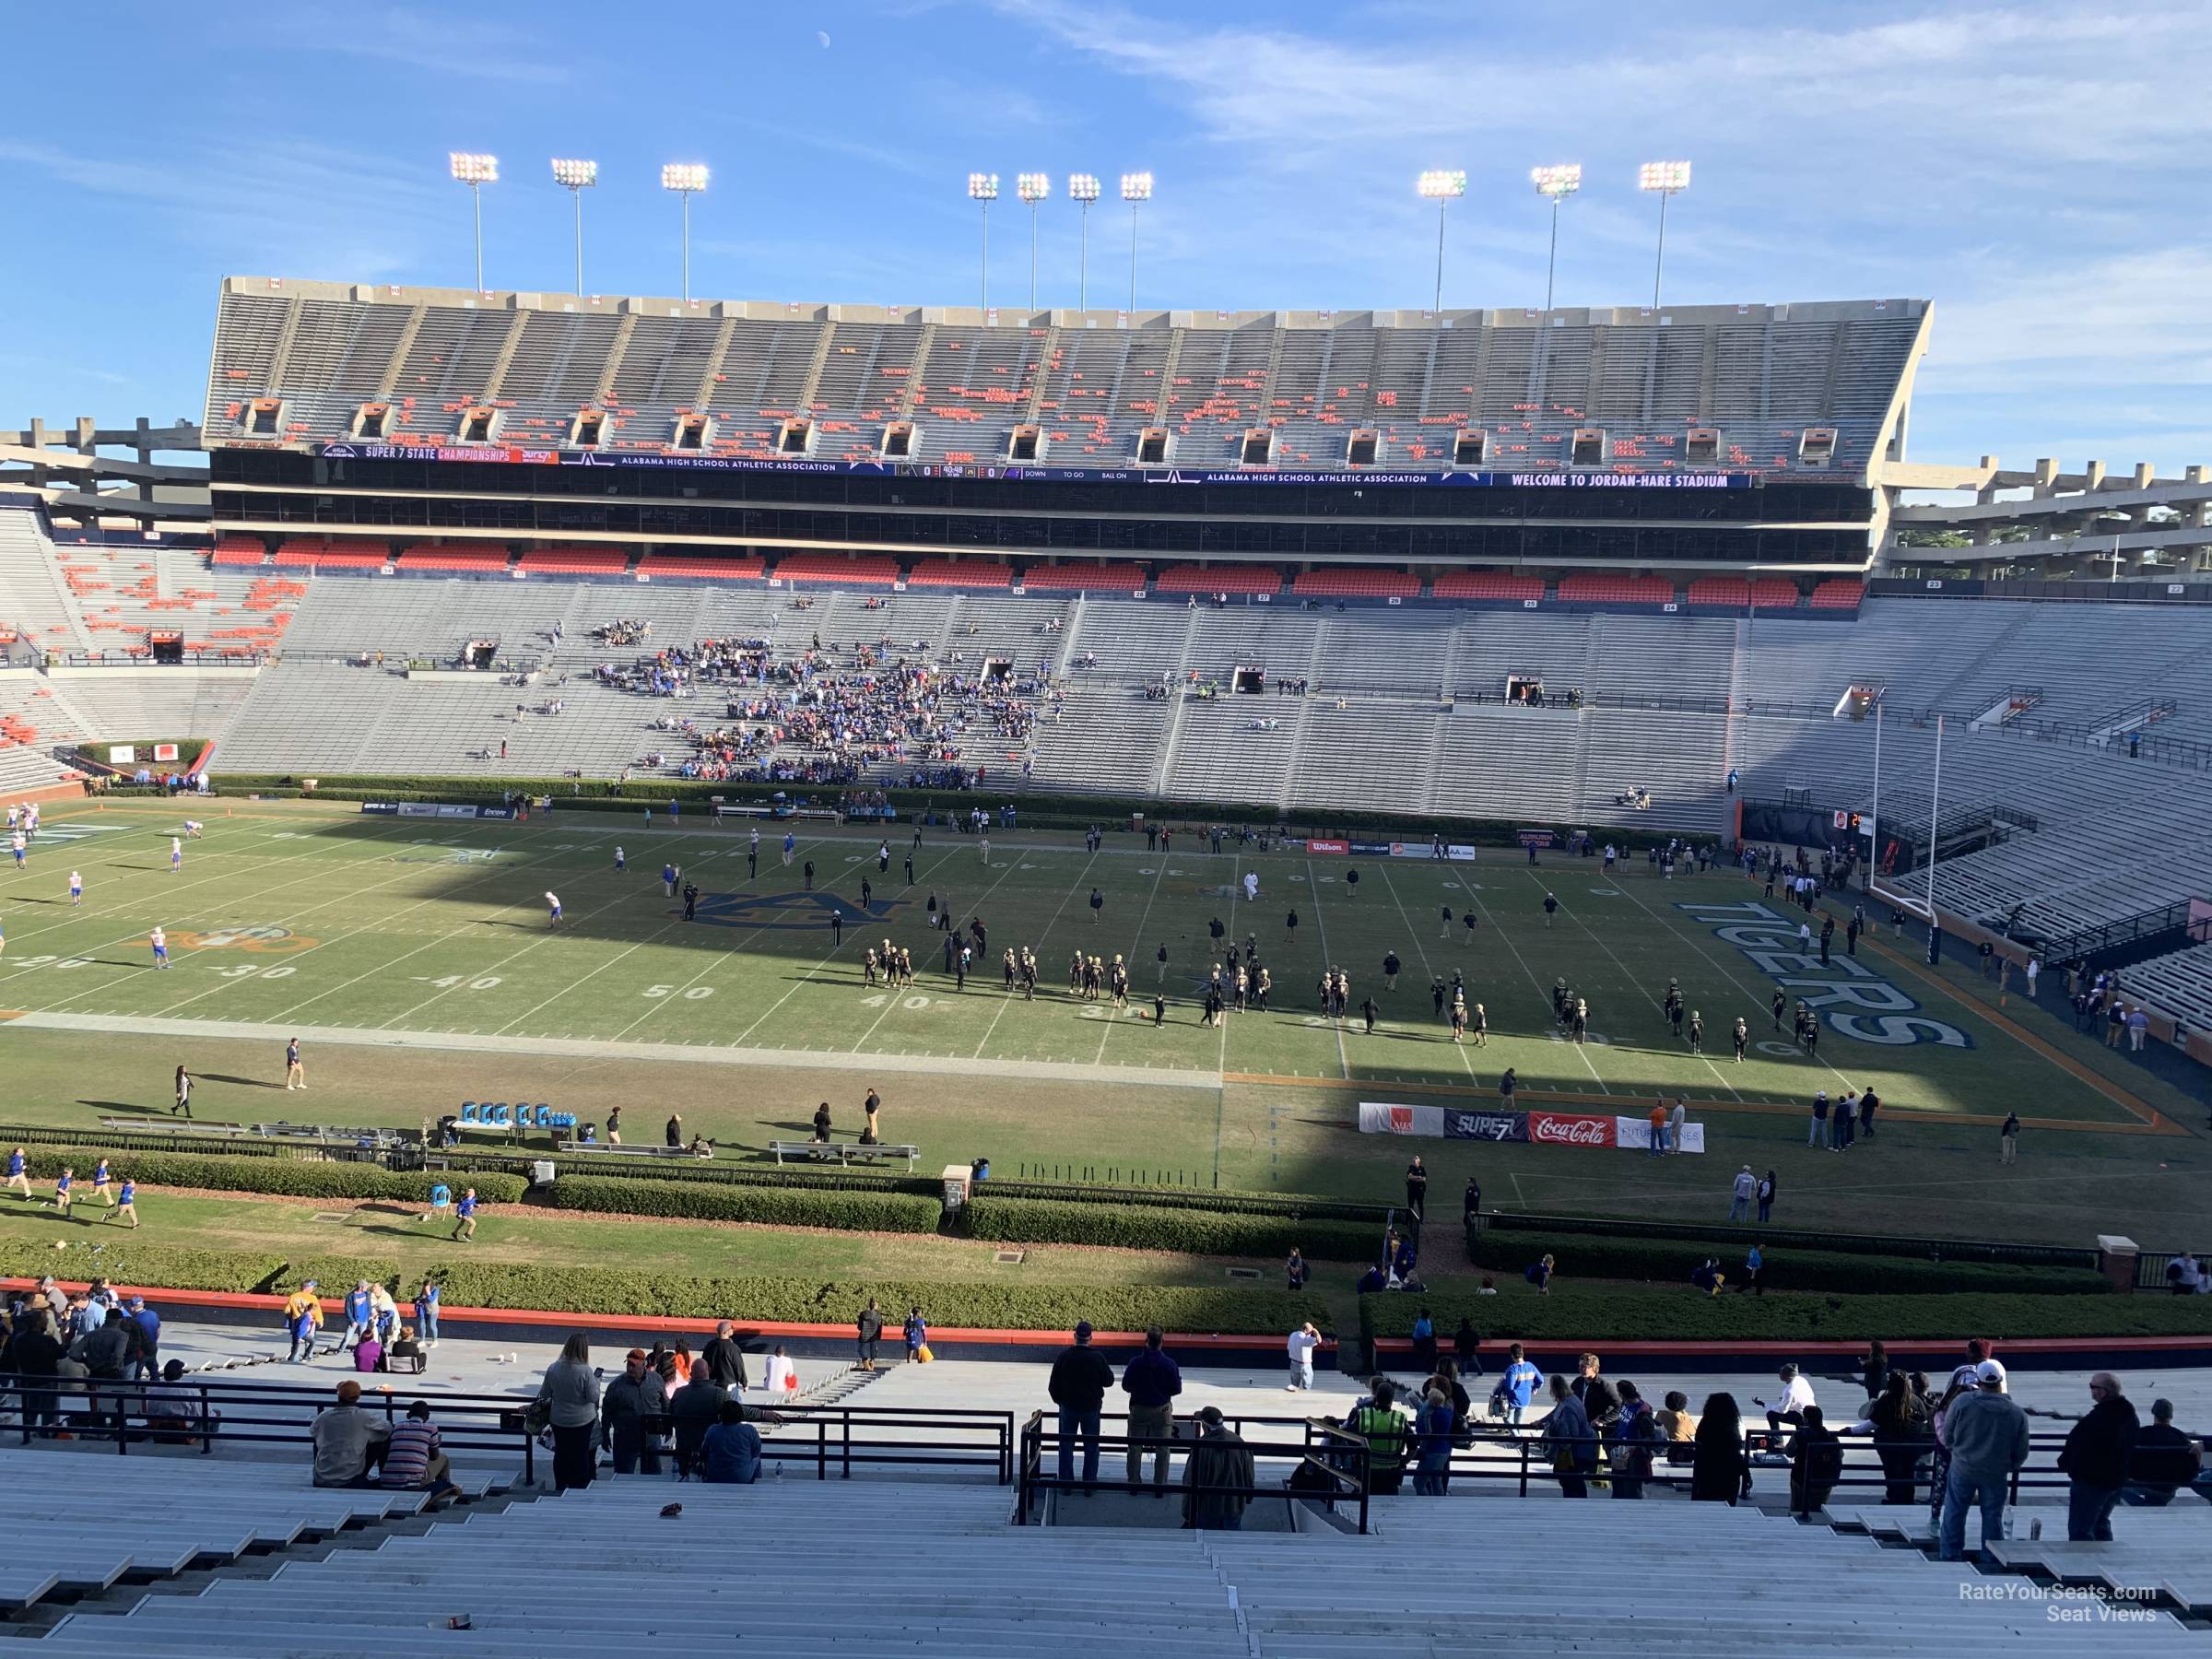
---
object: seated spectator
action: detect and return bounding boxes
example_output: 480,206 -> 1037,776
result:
669,1366 -> 732,1477
1788,1406 -> 1845,1512
387,1325 -> 424,1372
1182,1406 -> 1256,1529
353,1331 -> 385,1373
763,1346 -> 798,1395
144,1359 -> 206,1445
700,1399 -> 763,1485
1655,1390 -> 1699,1464
381,1401 -> 459,1502
2125,1399 -> 2204,1505
310,1380 -> 390,1488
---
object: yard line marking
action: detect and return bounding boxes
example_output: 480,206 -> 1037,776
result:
1456,864 -> 1610,1095
1302,859 -> 1349,1081
1215,852 -> 1241,1076
1376,864 -> 1479,1083
968,848 -> 1099,1060
1594,870 -> 1861,1094
1094,852 -> 1172,1064
1516,868 -> 1745,1103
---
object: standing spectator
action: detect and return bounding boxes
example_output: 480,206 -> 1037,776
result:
125,1296 -> 159,1382
1537,1375 -> 1598,1499
903,1305 -> 929,1363
1285,1321 -> 1321,1393
283,1281 -> 324,1364
1047,1321 -> 1114,1488
1727,1165 -> 1755,1222
1860,1371 -> 1932,1506
1738,1241 -> 1767,1297
535,1334 -> 604,1493
1120,1325 -> 1182,1493
1409,1309 -> 1437,1374
600,1348 -> 668,1476
1284,1247 -> 1310,1293
2124,1399 -> 2204,1506
1404,1156 -> 1429,1220
2000,1111 -> 2019,1165
2058,1372 -> 2139,1542
1495,1342 -> 1542,1427
669,1364 -> 732,1477
1181,1406 -> 1254,1530
1463,1175 -> 1481,1222
309,1380 -> 389,1488
412,1278 -> 441,1348
1691,1394 -> 1751,1504
1610,1381 -> 1660,1500
1452,1315 -> 1481,1377
1346,1377 -> 1411,1494
1756,1170 -> 1777,1224
698,1319 -> 748,1394
856,1298 -> 884,1371
1412,1386 -> 1456,1495
1937,1360 -> 2030,1561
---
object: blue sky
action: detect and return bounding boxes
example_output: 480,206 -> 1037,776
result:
4,1 -> 2206,473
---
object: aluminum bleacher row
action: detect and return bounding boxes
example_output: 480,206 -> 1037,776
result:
206,278 -> 1926,483
27,1473 -> 2204,1656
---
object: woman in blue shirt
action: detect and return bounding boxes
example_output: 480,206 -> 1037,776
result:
700,1400 -> 762,1484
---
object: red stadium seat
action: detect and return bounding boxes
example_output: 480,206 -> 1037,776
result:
906,560 -> 1014,589
1809,579 -> 1865,611
772,553 -> 900,586
1291,568 -> 1419,598
1686,577 -> 1749,609
1018,563 -> 1148,592
516,546 -> 630,575
1153,564 -> 1280,595
395,544 -> 512,572
637,553 -> 767,581
211,535 -> 265,568
1432,571 -> 1544,602
1556,574 -> 1676,607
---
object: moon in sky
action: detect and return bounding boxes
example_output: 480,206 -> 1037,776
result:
818,30 -> 831,47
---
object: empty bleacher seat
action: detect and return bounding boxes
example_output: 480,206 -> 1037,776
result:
636,553 -> 767,582
395,544 -> 512,574
906,560 -> 1014,590
1556,574 -> 1676,608
1290,568 -> 1418,599
772,553 -> 900,587
516,547 -> 630,577
1153,564 -> 1281,596
1810,578 -> 1867,610
1432,571 -> 1544,603
1019,563 -> 1148,593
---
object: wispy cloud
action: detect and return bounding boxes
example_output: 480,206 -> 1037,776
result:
245,9 -> 575,86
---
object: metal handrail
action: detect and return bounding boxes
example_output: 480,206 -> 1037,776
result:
1015,1411 -> 1371,1534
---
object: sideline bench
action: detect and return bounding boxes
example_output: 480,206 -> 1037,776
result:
552,1139 -> 711,1160
770,1139 -> 920,1172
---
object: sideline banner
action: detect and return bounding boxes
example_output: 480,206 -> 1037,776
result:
1614,1117 -> 1707,1154
1357,1101 -> 1444,1136
1361,1100 -> 1704,1153
362,802 -> 513,820
1444,1110 -> 1528,1143
1307,838 -> 1349,855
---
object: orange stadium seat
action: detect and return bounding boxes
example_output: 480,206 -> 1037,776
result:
516,546 -> 631,575
1153,564 -> 1281,595
906,560 -> 1013,589
1556,574 -> 1676,607
1432,571 -> 1544,602
1290,568 -> 1419,598
772,553 -> 900,586
395,543 -> 512,572
1809,578 -> 1866,610
1018,563 -> 1148,592
636,552 -> 767,581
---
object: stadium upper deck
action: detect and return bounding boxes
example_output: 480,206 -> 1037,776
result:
204,279 -> 1928,573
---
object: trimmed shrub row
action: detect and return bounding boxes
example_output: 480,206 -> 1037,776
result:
1464,1230 -> 2112,1298
541,1175 -> 942,1234
0,1240 -> 1324,1335
6,1147 -> 527,1206
1359,1289 -> 2212,1348
963,1195 -> 1377,1261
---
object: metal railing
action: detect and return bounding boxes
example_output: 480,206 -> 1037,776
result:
0,1370 -> 539,1484
749,1403 -> 1014,1484
1015,1409 -> 1372,1534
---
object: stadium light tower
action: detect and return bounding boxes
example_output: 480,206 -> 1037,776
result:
550,158 -> 597,296
1639,160 -> 1692,309
1017,172 -> 1050,312
449,152 -> 498,291
1529,164 -> 1581,312
1121,171 -> 1153,312
968,172 -> 1000,312
1417,171 -> 1466,314
1068,173 -> 1101,309
661,163 -> 710,302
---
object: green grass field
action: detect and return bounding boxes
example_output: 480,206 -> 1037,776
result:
0,798 -> 2203,1253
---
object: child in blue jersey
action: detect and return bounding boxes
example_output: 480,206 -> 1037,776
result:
545,891 -> 562,927
451,1187 -> 479,1241
112,1177 -> 138,1229
52,1167 -> 73,1217
5,1146 -> 29,1198
782,831 -> 794,865
1493,1342 -> 1543,1428
69,870 -> 81,905
10,832 -> 24,868
91,1159 -> 112,1206
344,1281 -> 374,1348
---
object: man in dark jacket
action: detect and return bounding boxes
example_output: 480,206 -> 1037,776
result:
2059,1372 -> 2140,1541
1182,1406 -> 1255,1530
9,1312 -> 64,1441
669,1371 -> 731,1476
699,1319 -> 750,1394
1788,1406 -> 1846,1512
1120,1326 -> 1182,1493
600,1348 -> 668,1476
1046,1320 -> 1114,1487
2125,1398 -> 2204,1506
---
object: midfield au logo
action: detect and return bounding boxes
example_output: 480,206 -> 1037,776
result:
691,891 -> 893,932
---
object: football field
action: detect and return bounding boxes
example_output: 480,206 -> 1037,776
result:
0,797 -> 2198,1245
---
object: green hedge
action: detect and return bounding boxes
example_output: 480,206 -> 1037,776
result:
0,1240 -> 1324,1335
1464,1230 -> 2112,1298
964,1195 -> 1377,1261
7,1147 -> 526,1206
542,1175 -> 941,1234
1359,1289 -> 2212,1347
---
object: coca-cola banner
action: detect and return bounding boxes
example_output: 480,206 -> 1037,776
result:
1444,1110 -> 1529,1143
1526,1111 -> 1618,1149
